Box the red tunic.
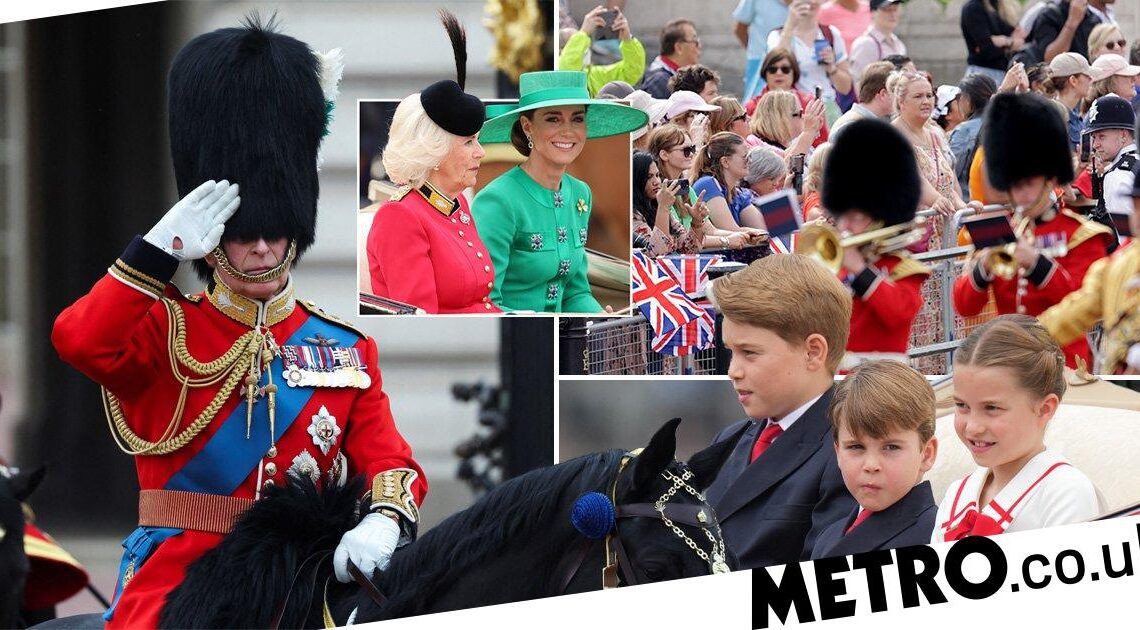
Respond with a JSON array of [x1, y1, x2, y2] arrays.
[[52, 237, 426, 628], [367, 186, 500, 314], [847, 254, 929, 355], [952, 209, 1113, 368]]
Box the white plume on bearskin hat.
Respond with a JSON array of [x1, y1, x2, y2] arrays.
[[821, 119, 922, 226], [167, 14, 335, 280]]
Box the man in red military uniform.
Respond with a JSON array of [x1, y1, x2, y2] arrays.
[[814, 119, 930, 368], [51, 20, 426, 628], [953, 93, 1113, 369]]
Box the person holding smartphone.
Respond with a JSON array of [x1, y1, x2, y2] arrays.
[[557, 5, 646, 97], [768, 0, 854, 123]]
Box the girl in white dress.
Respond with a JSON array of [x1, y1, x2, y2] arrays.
[[933, 314, 1105, 542]]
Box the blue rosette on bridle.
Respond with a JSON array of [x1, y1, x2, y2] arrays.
[[570, 492, 616, 540]]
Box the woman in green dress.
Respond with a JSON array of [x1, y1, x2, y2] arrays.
[[473, 71, 647, 312]]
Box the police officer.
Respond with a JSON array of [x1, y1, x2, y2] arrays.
[[1087, 95, 1138, 242]]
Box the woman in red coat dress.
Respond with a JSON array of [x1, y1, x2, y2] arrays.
[[366, 16, 501, 314]]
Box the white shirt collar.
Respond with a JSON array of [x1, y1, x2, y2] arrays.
[[771, 392, 825, 432]]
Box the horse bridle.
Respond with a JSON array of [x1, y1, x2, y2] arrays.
[[557, 449, 731, 593]]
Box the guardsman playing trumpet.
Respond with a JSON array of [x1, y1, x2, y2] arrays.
[[50, 20, 426, 628], [1040, 148, 1140, 374], [807, 119, 930, 368], [953, 93, 1113, 369]]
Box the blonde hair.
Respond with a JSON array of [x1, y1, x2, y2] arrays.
[[803, 142, 832, 195], [830, 360, 936, 443], [749, 91, 798, 145], [709, 254, 852, 374], [1088, 24, 1124, 59], [708, 96, 746, 135], [382, 94, 454, 186], [954, 314, 1067, 401], [886, 70, 930, 116]]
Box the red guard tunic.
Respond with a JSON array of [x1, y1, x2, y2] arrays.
[[846, 253, 930, 364], [51, 237, 427, 629], [952, 209, 1113, 368], [367, 183, 500, 314]]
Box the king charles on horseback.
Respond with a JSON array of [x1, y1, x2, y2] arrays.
[[51, 17, 426, 628]]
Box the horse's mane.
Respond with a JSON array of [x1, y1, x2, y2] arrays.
[[371, 449, 625, 616]]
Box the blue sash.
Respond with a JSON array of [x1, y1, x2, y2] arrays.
[[105, 312, 360, 619], [165, 314, 356, 494]]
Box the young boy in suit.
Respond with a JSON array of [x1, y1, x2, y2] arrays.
[[705, 253, 857, 568], [811, 360, 938, 559]]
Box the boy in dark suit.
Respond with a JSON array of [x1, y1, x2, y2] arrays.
[[811, 360, 938, 559], [705, 253, 857, 568]]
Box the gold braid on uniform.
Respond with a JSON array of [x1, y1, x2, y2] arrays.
[[102, 298, 281, 455], [370, 468, 420, 523]]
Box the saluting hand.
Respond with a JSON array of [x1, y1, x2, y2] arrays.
[[144, 180, 240, 261]]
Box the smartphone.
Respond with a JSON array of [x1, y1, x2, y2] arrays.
[[1079, 132, 1091, 163], [813, 38, 829, 63], [790, 154, 806, 173], [675, 178, 690, 195], [814, 86, 822, 100], [595, 9, 617, 40]]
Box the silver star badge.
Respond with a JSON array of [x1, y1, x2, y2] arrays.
[[307, 406, 341, 456]]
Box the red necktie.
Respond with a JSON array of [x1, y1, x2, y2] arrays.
[[749, 422, 784, 463], [845, 509, 873, 535]]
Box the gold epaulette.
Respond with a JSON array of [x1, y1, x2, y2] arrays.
[[889, 255, 932, 281], [1061, 209, 1114, 250], [387, 185, 413, 202], [298, 300, 369, 340]]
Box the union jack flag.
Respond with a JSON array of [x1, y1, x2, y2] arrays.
[[633, 252, 716, 355]]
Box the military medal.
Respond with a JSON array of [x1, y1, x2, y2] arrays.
[[307, 406, 341, 455], [281, 345, 370, 389]]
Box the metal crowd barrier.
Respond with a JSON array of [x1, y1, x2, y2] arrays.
[[561, 207, 1003, 376]]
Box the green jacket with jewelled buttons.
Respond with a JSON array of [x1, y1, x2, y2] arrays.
[[472, 166, 602, 313]]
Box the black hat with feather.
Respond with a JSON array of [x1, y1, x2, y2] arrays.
[[420, 10, 486, 136], [168, 15, 340, 281]]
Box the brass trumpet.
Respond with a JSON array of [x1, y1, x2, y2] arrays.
[[795, 220, 927, 273]]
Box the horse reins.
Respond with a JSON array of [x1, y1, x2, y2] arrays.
[[555, 450, 731, 593]]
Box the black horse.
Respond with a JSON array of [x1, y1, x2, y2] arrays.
[[160, 418, 745, 628], [1, 465, 45, 629]]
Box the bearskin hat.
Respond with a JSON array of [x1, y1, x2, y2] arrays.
[[168, 15, 326, 280], [822, 119, 921, 226], [982, 92, 1074, 192]]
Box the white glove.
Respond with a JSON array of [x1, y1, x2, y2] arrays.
[[333, 512, 400, 583], [144, 180, 240, 260]]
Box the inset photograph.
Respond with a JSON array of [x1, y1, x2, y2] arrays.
[[360, 66, 644, 314]]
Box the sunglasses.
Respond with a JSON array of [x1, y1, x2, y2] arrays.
[[732, 114, 747, 123], [791, 111, 803, 118], [673, 144, 697, 157], [766, 64, 794, 75], [1106, 39, 1128, 51]]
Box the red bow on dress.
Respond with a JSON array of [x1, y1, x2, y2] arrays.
[[943, 509, 1004, 541]]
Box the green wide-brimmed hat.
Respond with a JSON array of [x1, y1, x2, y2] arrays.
[[479, 71, 649, 144]]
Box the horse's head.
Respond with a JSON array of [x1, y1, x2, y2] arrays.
[[599, 418, 741, 585]]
